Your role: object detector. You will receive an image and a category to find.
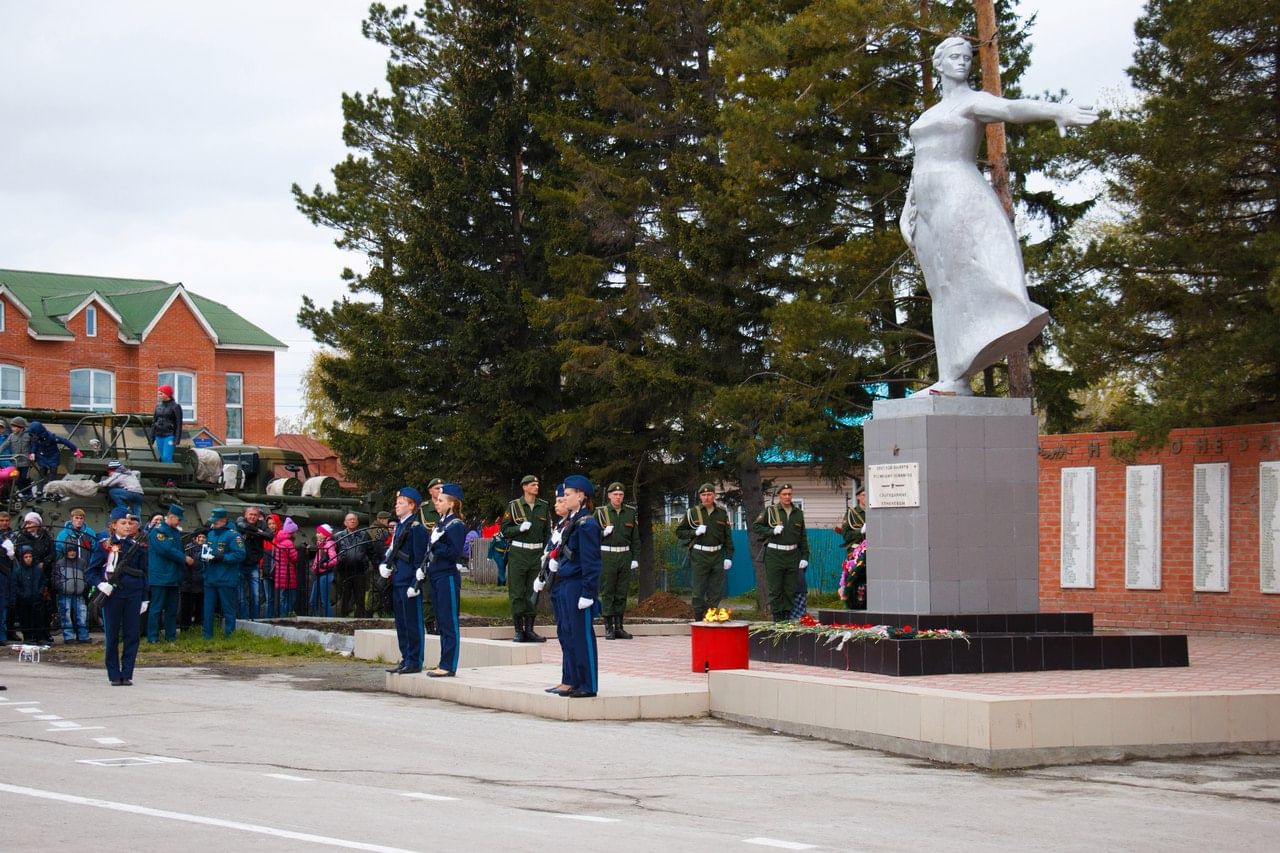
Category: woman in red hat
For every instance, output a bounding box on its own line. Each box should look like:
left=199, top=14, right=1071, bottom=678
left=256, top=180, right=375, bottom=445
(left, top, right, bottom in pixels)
left=152, top=385, right=183, bottom=463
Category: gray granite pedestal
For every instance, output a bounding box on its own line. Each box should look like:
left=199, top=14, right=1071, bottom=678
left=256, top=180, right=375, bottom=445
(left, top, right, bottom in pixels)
left=863, top=396, right=1040, bottom=614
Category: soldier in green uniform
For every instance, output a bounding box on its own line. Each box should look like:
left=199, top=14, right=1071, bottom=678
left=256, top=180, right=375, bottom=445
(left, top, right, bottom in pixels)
left=596, top=482, right=640, bottom=640
left=675, top=483, right=734, bottom=620
left=752, top=483, right=809, bottom=621
left=838, top=485, right=867, bottom=550
left=501, top=474, right=549, bottom=642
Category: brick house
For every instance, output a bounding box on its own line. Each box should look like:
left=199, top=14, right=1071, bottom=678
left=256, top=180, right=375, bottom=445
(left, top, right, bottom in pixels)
left=0, top=268, right=284, bottom=445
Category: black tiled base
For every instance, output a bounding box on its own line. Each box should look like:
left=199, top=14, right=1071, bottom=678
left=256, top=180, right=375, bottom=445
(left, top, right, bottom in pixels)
left=815, top=609, right=1094, bottom=635
left=749, top=631, right=1190, bottom=677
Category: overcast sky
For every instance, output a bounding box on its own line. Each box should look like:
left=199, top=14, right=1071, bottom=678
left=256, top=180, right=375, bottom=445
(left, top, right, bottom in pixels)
left=0, top=0, right=1147, bottom=424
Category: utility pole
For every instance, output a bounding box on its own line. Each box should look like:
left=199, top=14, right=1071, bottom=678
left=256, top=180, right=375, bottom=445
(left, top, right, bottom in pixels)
left=975, top=0, right=1035, bottom=399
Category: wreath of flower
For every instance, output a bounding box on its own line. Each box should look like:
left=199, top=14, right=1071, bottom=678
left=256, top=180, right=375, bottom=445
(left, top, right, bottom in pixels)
left=749, top=614, right=967, bottom=647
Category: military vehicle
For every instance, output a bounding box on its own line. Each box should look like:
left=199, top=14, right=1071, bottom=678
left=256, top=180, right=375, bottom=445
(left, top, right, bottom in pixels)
left=1, top=407, right=379, bottom=546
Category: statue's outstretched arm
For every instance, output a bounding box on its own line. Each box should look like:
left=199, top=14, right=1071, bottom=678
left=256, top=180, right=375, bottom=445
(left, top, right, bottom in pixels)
left=968, top=91, right=1098, bottom=136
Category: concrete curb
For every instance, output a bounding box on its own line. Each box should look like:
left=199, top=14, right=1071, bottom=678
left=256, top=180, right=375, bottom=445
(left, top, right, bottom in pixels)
left=239, top=619, right=355, bottom=655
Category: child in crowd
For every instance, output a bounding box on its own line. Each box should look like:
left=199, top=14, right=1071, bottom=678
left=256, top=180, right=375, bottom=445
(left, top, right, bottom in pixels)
left=273, top=518, right=299, bottom=616
left=53, top=541, right=91, bottom=643
left=12, top=544, right=48, bottom=642
left=310, top=524, right=337, bottom=617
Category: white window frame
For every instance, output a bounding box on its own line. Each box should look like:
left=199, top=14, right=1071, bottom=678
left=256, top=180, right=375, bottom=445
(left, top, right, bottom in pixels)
left=70, top=368, right=115, bottom=412
left=0, top=364, right=23, bottom=405
left=0, top=300, right=6, bottom=332
left=225, top=372, right=244, bottom=445
left=85, top=305, right=97, bottom=337
left=158, top=370, right=197, bottom=422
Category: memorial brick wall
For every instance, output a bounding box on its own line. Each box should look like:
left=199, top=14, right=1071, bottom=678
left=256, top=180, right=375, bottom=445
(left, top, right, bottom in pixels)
left=1038, top=423, right=1280, bottom=636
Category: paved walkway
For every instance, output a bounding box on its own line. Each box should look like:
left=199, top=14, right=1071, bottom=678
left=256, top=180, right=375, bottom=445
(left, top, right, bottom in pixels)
left=567, top=634, right=1280, bottom=695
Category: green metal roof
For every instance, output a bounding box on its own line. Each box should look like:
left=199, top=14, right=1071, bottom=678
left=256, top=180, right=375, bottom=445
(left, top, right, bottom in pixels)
left=0, top=268, right=285, bottom=349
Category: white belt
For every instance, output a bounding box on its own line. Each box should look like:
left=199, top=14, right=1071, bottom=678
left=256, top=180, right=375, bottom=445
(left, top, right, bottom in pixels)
left=601, top=545, right=630, bottom=553
left=767, top=542, right=797, bottom=551
left=511, top=541, right=543, bottom=550
left=692, top=544, right=721, bottom=552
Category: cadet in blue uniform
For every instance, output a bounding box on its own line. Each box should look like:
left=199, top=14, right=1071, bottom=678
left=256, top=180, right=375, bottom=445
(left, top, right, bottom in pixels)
left=535, top=484, right=572, bottom=693
left=202, top=508, right=246, bottom=639
left=88, top=508, right=149, bottom=685
left=146, top=503, right=191, bottom=643
left=552, top=475, right=602, bottom=698
left=424, top=483, right=466, bottom=677
left=379, top=486, right=430, bottom=674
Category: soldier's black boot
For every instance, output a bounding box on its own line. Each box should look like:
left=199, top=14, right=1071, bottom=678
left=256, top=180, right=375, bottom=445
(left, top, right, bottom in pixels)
left=604, top=616, right=617, bottom=640
left=525, top=615, right=547, bottom=643
left=615, top=617, right=633, bottom=640
left=512, top=615, right=527, bottom=643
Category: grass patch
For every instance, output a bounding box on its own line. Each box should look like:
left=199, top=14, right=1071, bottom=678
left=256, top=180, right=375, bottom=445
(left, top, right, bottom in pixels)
left=461, top=594, right=515, bottom=618
left=50, top=625, right=338, bottom=667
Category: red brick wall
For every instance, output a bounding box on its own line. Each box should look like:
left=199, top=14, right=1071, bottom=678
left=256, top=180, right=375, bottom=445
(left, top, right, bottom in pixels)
left=0, top=292, right=276, bottom=445
left=1039, top=424, right=1280, bottom=635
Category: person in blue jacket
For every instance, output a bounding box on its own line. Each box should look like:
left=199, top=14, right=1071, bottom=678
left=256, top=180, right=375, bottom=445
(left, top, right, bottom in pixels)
left=88, top=507, right=149, bottom=685
left=202, top=508, right=245, bottom=639
left=147, top=503, right=191, bottom=643
left=24, top=421, right=82, bottom=498
left=424, top=483, right=466, bottom=677
left=552, top=475, right=602, bottom=698
left=378, top=487, right=429, bottom=674
left=534, top=483, right=573, bottom=694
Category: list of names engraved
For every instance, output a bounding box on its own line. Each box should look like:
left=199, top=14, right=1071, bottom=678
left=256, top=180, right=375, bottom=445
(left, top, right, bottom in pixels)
left=1193, top=463, right=1230, bottom=592
left=1261, top=461, right=1280, bottom=594
left=1060, top=467, right=1095, bottom=588
left=1125, top=465, right=1162, bottom=589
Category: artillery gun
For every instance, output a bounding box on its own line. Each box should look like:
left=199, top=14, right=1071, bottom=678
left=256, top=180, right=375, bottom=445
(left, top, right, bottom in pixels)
left=1, top=407, right=379, bottom=547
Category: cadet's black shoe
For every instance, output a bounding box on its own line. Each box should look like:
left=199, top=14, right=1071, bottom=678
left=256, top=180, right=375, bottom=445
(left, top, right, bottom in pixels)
left=615, top=621, right=634, bottom=640
left=399, top=666, right=422, bottom=674
left=553, top=688, right=575, bottom=697
left=386, top=663, right=406, bottom=673
left=110, top=680, right=125, bottom=686
left=426, top=669, right=454, bottom=678
left=545, top=684, right=570, bottom=693
left=567, top=689, right=596, bottom=699
left=122, top=679, right=133, bottom=686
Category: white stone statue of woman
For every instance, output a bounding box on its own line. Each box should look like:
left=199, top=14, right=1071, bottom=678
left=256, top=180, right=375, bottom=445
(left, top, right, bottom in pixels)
left=900, top=36, right=1097, bottom=396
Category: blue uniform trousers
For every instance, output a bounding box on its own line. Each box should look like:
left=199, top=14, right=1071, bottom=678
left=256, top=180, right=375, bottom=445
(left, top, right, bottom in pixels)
left=551, top=578, right=574, bottom=686
left=429, top=572, right=461, bottom=673
left=147, top=585, right=180, bottom=642
left=554, top=578, right=599, bottom=694
left=391, top=584, right=424, bottom=669
left=202, top=583, right=238, bottom=639
left=102, top=587, right=144, bottom=682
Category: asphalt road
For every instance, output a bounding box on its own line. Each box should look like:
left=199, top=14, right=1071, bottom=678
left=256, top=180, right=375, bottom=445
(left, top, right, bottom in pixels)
left=2, top=656, right=1277, bottom=852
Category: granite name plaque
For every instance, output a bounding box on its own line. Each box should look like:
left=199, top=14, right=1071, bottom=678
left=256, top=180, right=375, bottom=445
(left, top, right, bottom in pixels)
left=1125, top=465, right=1162, bottom=590
left=1261, top=461, right=1280, bottom=595
left=1193, top=462, right=1230, bottom=592
left=867, top=462, right=920, bottom=508
left=1060, top=466, right=1095, bottom=589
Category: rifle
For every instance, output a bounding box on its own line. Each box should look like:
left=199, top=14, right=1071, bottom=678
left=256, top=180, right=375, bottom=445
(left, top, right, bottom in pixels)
left=88, top=534, right=147, bottom=609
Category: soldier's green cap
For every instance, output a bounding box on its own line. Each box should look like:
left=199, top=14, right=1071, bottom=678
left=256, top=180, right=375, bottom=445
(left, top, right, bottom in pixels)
left=607, top=482, right=625, bottom=494
left=777, top=483, right=794, bottom=492
left=521, top=475, right=539, bottom=486
left=427, top=478, right=444, bottom=489
left=697, top=482, right=716, bottom=495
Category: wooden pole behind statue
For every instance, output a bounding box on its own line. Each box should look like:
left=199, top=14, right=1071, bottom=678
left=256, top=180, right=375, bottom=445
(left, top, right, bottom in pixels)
left=975, top=0, right=1034, bottom=399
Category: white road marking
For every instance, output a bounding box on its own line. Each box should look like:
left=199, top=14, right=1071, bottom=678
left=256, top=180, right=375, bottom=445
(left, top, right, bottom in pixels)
left=77, top=755, right=189, bottom=767
left=50, top=720, right=83, bottom=728
left=34, top=714, right=61, bottom=720
left=48, top=726, right=105, bottom=733
left=15, top=707, right=43, bottom=714
left=552, top=814, right=620, bottom=823
left=264, top=773, right=316, bottom=783
left=1, top=701, right=43, bottom=705
left=743, top=839, right=817, bottom=851
left=94, top=737, right=127, bottom=745
left=0, top=782, right=418, bottom=852
left=400, top=792, right=458, bottom=802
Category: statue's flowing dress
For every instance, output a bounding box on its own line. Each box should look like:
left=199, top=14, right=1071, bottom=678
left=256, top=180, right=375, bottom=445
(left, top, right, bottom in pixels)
left=909, top=91, right=1049, bottom=385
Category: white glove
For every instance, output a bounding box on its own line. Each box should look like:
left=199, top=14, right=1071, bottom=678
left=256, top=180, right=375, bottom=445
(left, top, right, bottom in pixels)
left=430, top=527, right=443, bottom=544
left=630, top=560, right=639, bottom=570
left=723, top=559, right=733, bottom=571
left=799, top=559, right=809, bottom=570
left=533, top=577, right=545, bottom=593
left=577, top=597, right=593, bottom=610
left=519, top=521, right=532, bottom=532
left=96, top=582, right=113, bottom=596
left=378, top=563, right=392, bottom=579
left=695, top=524, right=707, bottom=536
left=405, top=586, right=420, bottom=598
left=548, top=558, right=559, bottom=574
left=1, top=539, right=13, bottom=558
left=140, top=601, right=149, bottom=614
left=415, top=568, right=425, bottom=582
left=550, top=529, right=561, bottom=545
left=602, top=525, right=614, bottom=537
left=773, top=523, right=784, bottom=535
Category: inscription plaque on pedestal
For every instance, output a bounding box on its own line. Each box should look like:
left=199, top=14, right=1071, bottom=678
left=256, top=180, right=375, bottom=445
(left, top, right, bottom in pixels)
left=1193, top=462, right=1230, bottom=592
left=867, top=462, right=921, bottom=508
left=1261, top=461, right=1280, bottom=595
left=1060, top=467, right=1095, bottom=589
left=1125, top=465, right=1162, bottom=590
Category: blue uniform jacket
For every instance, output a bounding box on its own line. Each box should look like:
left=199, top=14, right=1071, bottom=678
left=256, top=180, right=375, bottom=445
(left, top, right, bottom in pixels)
left=427, top=515, right=466, bottom=577
left=203, top=524, right=245, bottom=587
left=390, top=517, right=429, bottom=588
left=87, top=532, right=149, bottom=596
left=556, top=508, right=602, bottom=600
left=147, top=522, right=187, bottom=586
